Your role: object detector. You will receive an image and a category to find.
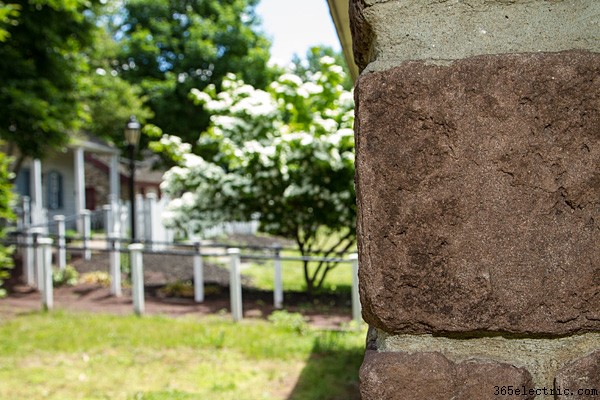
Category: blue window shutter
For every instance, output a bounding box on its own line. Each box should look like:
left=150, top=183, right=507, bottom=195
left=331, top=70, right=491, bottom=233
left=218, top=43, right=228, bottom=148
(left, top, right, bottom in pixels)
left=15, top=168, right=31, bottom=197
left=47, top=171, right=63, bottom=210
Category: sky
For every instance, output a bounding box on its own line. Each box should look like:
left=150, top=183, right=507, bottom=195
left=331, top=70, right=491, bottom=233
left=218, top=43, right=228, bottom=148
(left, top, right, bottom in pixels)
left=255, top=0, right=342, bottom=66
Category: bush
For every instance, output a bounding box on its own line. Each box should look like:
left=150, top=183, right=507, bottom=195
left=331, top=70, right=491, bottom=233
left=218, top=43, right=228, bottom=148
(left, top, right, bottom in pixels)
left=80, top=271, right=111, bottom=286
left=268, top=310, right=308, bottom=335
left=158, top=280, right=194, bottom=298
left=0, top=245, right=13, bottom=298
left=0, top=150, right=14, bottom=297
left=53, top=265, right=79, bottom=287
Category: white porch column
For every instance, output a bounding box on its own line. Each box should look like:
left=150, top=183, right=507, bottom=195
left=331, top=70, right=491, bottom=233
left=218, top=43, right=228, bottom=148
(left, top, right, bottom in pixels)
left=30, top=159, right=43, bottom=227
left=73, top=147, right=86, bottom=233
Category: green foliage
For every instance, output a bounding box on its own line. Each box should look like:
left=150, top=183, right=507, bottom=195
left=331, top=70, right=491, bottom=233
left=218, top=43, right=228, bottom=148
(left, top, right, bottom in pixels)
left=0, top=3, right=20, bottom=42
left=268, top=310, right=308, bottom=335
left=112, top=0, right=275, bottom=147
left=52, top=265, right=79, bottom=287
left=0, top=150, right=14, bottom=297
left=64, top=229, right=78, bottom=241
left=0, top=1, right=153, bottom=173
left=161, top=52, right=356, bottom=293
left=120, top=252, right=131, bottom=282
left=0, top=0, right=101, bottom=171
left=243, top=249, right=354, bottom=294
left=292, top=46, right=353, bottom=91
left=79, top=270, right=111, bottom=286
left=159, top=280, right=194, bottom=298
left=78, top=27, right=153, bottom=148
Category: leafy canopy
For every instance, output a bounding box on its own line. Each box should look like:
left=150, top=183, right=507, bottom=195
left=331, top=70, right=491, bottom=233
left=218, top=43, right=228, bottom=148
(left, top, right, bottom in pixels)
left=114, top=0, right=274, bottom=146
left=0, top=0, right=152, bottom=173
left=160, top=53, right=355, bottom=293
left=78, top=26, right=153, bottom=148
left=0, top=0, right=100, bottom=169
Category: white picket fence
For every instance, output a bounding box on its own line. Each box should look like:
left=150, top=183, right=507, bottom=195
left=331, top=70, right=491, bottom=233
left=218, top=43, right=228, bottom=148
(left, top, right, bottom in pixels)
left=13, top=234, right=362, bottom=324
left=17, top=193, right=259, bottom=246
left=11, top=194, right=363, bottom=324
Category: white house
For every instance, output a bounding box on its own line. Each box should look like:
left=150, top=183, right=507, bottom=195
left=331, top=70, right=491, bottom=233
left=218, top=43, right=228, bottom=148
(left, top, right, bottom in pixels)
left=14, top=135, right=121, bottom=232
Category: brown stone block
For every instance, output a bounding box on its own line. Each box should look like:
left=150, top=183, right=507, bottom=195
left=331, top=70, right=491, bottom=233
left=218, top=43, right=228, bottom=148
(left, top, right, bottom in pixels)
left=360, top=350, right=535, bottom=399
left=355, top=51, right=600, bottom=335
left=555, top=350, right=600, bottom=399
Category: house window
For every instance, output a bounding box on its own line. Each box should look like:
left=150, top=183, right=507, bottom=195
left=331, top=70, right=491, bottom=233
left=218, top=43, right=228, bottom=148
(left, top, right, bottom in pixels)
left=47, top=171, right=63, bottom=210
left=15, top=168, right=30, bottom=197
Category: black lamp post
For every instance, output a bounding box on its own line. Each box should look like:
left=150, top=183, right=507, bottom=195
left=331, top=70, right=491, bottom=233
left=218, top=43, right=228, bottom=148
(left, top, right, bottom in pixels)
left=124, top=116, right=141, bottom=242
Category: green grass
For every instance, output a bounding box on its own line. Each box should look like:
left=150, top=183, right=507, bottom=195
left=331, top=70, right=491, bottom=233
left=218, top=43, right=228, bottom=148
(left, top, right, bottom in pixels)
left=240, top=249, right=355, bottom=294
left=0, top=311, right=365, bottom=400
left=220, top=230, right=357, bottom=294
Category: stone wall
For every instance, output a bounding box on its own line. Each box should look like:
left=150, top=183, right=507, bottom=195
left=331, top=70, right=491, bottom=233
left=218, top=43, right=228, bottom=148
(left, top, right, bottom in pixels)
left=351, top=1, right=600, bottom=399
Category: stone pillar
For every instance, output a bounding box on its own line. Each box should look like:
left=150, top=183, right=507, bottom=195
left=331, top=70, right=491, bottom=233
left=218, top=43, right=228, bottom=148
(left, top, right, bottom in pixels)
left=350, top=1, right=600, bottom=399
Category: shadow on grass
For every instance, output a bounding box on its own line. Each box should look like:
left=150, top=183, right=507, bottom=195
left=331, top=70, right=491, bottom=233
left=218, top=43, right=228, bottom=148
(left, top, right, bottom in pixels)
left=287, top=331, right=364, bottom=400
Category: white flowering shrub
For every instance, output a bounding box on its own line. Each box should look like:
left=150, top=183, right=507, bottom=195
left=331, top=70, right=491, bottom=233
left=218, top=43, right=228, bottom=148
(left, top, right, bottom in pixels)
left=162, top=56, right=355, bottom=293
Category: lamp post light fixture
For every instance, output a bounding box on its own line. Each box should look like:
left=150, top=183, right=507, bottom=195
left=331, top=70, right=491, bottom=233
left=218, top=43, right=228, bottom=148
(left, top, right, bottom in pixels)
left=125, top=116, right=141, bottom=242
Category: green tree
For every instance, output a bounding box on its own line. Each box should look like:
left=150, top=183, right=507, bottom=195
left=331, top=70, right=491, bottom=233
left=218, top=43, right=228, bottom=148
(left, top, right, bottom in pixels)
left=0, top=148, right=15, bottom=297
left=292, top=46, right=353, bottom=91
left=0, top=0, right=101, bottom=175
left=161, top=54, right=355, bottom=294
left=113, top=0, right=274, bottom=147
left=78, top=27, right=153, bottom=148
left=0, top=2, right=19, bottom=42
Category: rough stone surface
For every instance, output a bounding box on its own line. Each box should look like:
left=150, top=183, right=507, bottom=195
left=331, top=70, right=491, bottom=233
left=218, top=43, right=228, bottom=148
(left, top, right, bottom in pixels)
left=355, top=50, right=600, bottom=335
left=349, top=0, right=373, bottom=73
left=555, top=350, right=600, bottom=399
left=374, top=330, right=600, bottom=397
left=349, top=0, right=600, bottom=72
left=360, top=350, right=535, bottom=400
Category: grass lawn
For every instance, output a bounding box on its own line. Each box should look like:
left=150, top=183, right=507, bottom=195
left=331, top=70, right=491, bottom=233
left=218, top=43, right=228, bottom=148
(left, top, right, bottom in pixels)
left=237, top=245, right=356, bottom=296
left=222, top=231, right=357, bottom=294
left=0, top=311, right=365, bottom=400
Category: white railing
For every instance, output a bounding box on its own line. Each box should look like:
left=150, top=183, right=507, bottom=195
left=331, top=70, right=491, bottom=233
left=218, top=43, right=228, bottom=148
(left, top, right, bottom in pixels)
left=16, top=193, right=259, bottom=248
left=8, top=232, right=361, bottom=324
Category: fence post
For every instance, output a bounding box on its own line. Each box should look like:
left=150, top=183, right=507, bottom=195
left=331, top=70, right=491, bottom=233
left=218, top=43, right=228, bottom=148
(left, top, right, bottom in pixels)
left=273, top=244, right=283, bottom=309
left=193, top=242, right=204, bottom=303
left=103, top=205, right=112, bottom=249
left=228, top=248, right=243, bottom=322
left=53, top=215, right=66, bottom=270
left=111, top=195, right=122, bottom=235
left=33, top=230, right=43, bottom=289
left=145, top=193, right=158, bottom=250
left=39, top=237, right=54, bottom=311
left=24, top=229, right=35, bottom=287
left=82, top=209, right=91, bottom=260
left=121, top=200, right=128, bottom=239
left=349, top=253, right=362, bottom=324
left=135, top=194, right=144, bottom=242
left=18, top=197, right=30, bottom=262
left=109, top=233, right=122, bottom=297
left=129, top=243, right=144, bottom=315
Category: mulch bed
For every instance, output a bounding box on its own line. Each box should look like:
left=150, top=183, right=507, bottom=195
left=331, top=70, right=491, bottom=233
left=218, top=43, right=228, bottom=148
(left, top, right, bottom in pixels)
left=1, top=283, right=353, bottom=329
